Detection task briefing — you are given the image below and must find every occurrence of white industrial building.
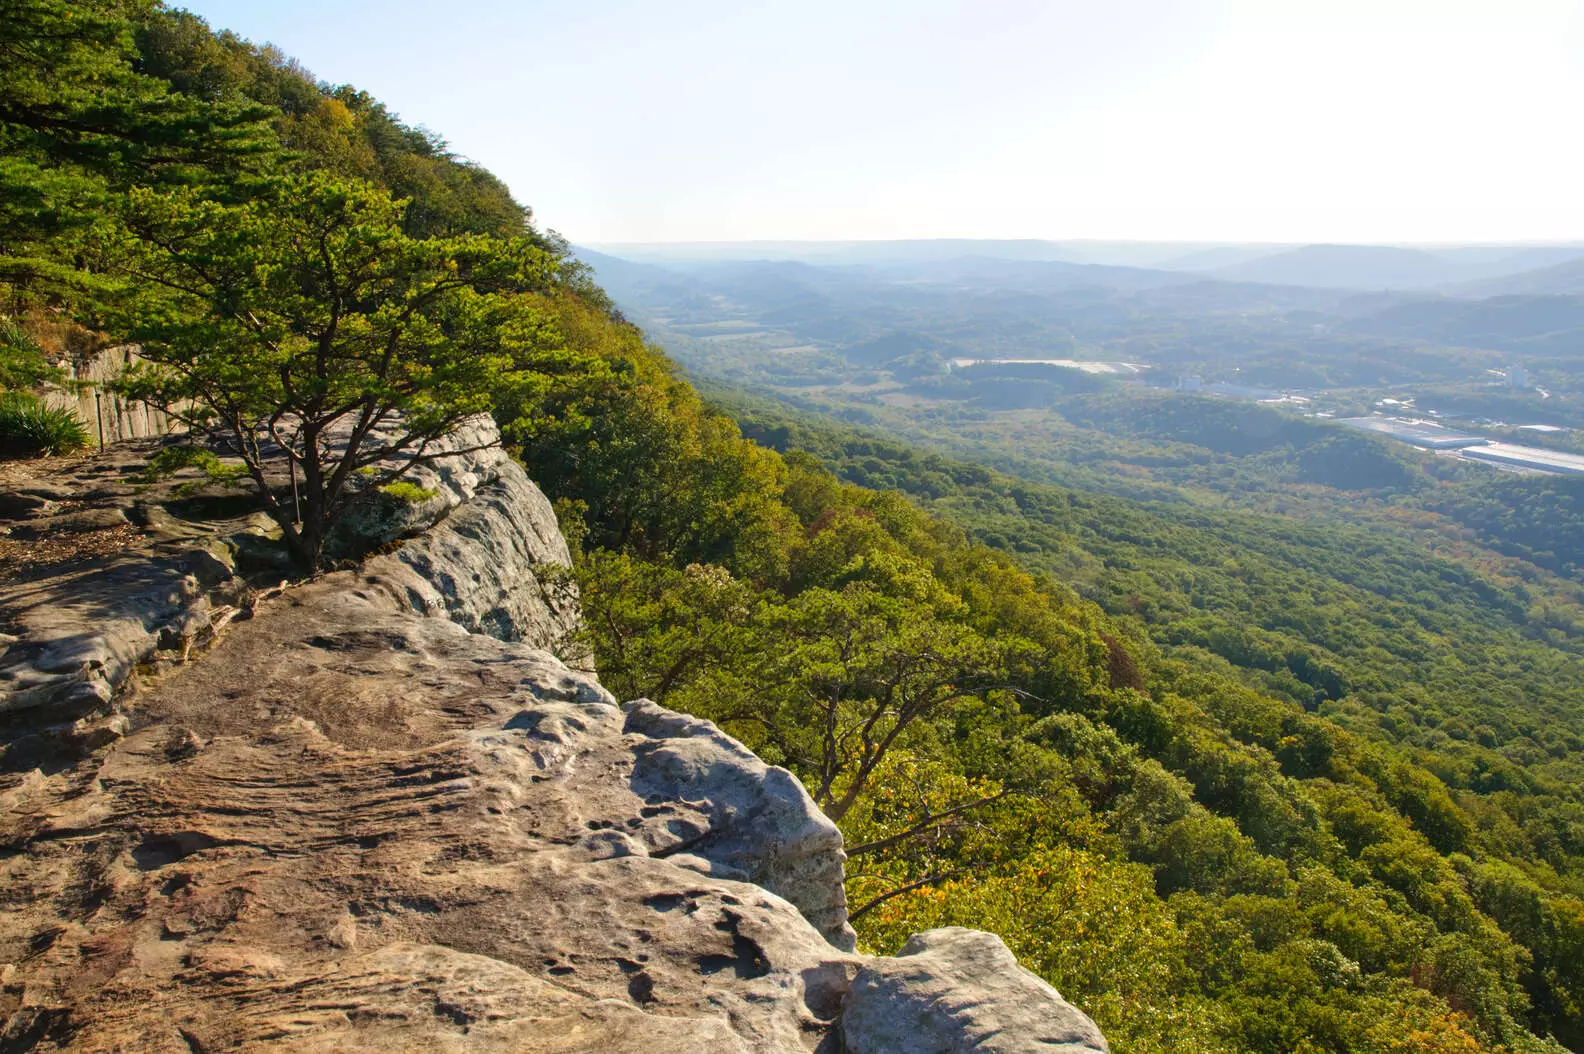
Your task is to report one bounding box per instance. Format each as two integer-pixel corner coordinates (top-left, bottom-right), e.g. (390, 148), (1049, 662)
(1338, 417), (1486, 449)
(1460, 442), (1584, 475)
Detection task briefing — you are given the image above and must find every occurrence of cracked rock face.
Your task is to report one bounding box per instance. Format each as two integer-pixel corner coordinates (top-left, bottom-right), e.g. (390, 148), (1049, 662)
(0, 431), (1109, 1052)
(361, 457), (581, 650)
(0, 580), (860, 1051)
(331, 414), (583, 650)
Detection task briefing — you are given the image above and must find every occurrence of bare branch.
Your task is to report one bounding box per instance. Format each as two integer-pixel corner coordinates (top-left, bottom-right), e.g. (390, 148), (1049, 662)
(844, 789), (1013, 857)
(847, 871), (963, 924)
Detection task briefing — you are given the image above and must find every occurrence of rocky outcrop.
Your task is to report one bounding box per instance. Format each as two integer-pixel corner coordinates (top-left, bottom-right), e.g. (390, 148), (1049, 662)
(0, 543), (236, 723)
(2, 578), (862, 1051)
(328, 414), (514, 549)
(0, 430), (1108, 1052)
(362, 460), (579, 648)
(843, 929), (1110, 1053)
(0, 418), (578, 736)
(624, 701), (855, 950)
(333, 414), (581, 648)
(0, 446), (258, 740)
(41, 343), (177, 445)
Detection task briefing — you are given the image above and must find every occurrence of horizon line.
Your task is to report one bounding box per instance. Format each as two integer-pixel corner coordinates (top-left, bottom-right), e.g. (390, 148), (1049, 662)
(580, 237), (1584, 249)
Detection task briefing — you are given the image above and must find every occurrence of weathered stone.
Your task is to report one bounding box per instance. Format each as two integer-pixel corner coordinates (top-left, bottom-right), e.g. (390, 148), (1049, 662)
(625, 700), (857, 951)
(363, 457), (579, 650)
(0, 581), (860, 1051)
(65, 711), (130, 752)
(0, 417), (574, 717)
(0, 491), (53, 519)
(14, 481), (76, 501)
(0, 547), (237, 718)
(299, 414), (584, 650)
(843, 928), (1110, 1054)
(327, 414), (512, 555)
(14, 506), (128, 535)
(0, 426), (1110, 1054)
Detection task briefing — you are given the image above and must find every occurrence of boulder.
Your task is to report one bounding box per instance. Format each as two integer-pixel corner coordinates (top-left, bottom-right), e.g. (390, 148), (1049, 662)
(625, 700), (856, 950)
(327, 414), (512, 556)
(842, 928), (1110, 1054)
(362, 456), (579, 650)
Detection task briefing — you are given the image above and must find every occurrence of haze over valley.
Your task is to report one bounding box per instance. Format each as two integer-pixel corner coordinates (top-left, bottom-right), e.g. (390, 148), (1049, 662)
(578, 236), (1584, 488)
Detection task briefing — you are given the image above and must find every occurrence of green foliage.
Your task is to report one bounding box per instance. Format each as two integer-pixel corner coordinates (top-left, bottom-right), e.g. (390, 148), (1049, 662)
(553, 371), (1584, 1050)
(107, 171), (564, 568)
(502, 291), (797, 581)
(0, 317), (62, 390)
(137, 443), (246, 486)
(716, 397), (1584, 1050)
(0, 0), (274, 289)
(581, 548), (1033, 821)
(132, 8), (534, 241)
(1429, 476), (1584, 580)
(0, 390), (89, 457)
(866, 844), (1224, 1053)
(1294, 431), (1422, 491)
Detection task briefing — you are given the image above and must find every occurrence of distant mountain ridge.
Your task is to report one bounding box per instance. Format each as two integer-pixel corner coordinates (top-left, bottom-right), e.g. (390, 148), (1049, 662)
(1206, 243), (1584, 290)
(1210, 245), (1467, 289)
(586, 238), (1239, 268)
(1449, 256), (1584, 297)
(576, 242), (1584, 375)
(586, 239), (1584, 294)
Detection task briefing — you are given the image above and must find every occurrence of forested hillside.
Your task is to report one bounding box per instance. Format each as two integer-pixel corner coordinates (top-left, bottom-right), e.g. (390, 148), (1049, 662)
(3, 4), (1582, 1052)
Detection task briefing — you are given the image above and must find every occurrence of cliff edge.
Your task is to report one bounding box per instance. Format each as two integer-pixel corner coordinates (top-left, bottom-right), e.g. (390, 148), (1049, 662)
(0, 424), (1108, 1052)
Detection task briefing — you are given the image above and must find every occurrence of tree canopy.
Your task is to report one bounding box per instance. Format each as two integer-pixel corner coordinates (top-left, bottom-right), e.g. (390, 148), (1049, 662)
(107, 172), (565, 566)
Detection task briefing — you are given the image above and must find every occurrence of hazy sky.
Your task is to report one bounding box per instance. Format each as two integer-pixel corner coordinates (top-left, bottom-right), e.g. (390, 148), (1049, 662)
(175, 0), (1584, 245)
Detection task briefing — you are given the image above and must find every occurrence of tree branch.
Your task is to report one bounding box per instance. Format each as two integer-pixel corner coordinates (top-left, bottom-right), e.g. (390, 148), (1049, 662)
(844, 789), (1013, 857)
(847, 871), (963, 924)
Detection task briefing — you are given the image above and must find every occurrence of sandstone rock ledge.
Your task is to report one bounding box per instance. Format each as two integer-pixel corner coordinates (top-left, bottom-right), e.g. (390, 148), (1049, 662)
(0, 438), (1108, 1053)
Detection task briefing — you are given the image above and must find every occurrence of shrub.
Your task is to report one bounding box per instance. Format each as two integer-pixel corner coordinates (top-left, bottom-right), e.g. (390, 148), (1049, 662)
(0, 392), (90, 458)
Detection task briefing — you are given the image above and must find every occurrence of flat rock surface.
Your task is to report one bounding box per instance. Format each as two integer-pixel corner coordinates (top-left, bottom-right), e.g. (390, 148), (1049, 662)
(0, 578), (860, 1051)
(0, 443), (258, 732)
(0, 417), (575, 741)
